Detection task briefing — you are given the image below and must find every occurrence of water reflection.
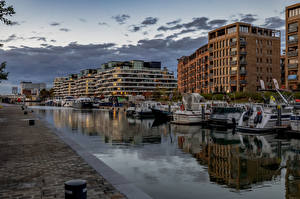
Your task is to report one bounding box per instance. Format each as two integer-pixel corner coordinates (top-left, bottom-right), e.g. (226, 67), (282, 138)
(33, 106), (300, 199)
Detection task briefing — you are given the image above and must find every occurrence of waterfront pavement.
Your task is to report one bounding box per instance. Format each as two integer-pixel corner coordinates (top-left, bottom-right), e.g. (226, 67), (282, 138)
(0, 104), (127, 199)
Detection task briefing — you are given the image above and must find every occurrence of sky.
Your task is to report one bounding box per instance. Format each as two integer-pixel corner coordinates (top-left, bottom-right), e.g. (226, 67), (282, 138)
(0, 0), (298, 94)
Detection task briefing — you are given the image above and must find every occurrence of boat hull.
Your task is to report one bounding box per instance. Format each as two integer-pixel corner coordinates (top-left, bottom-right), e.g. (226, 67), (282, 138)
(72, 102), (93, 109)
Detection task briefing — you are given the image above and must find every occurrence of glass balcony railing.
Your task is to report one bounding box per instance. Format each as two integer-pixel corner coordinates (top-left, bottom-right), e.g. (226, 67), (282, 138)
(240, 51), (247, 55)
(230, 61), (237, 65)
(230, 41), (237, 47)
(287, 51), (298, 57)
(230, 51), (237, 56)
(288, 27), (298, 33)
(288, 39), (298, 45)
(288, 63), (298, 69)
(240, 60), (247, 65)
(230, 70), (237, 75)
(240, 41), (247, 46)
(240, 70), (247, 75)
(240, 80), (247, 84)
(230, 80), (237, 85)
(288, 74), (298, 80)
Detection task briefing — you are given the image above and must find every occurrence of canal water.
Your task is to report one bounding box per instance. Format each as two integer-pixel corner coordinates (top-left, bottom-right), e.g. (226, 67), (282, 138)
(32, 106), (300, 199)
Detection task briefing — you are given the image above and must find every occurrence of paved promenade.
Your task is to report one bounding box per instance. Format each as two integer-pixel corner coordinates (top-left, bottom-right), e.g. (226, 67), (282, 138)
(0, 104), (126, 199)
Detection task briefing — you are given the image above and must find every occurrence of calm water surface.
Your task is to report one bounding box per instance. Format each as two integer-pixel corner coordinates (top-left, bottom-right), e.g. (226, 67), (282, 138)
(32, 106), (300, 199)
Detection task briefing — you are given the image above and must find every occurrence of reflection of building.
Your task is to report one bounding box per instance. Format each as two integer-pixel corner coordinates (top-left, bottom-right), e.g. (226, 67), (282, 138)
(177, 131), (281, 190)
(281, 55), (286, 88)
(285, 3), (300, 90)
(20, 81), (46, 97)
(178, 22), (281, 93)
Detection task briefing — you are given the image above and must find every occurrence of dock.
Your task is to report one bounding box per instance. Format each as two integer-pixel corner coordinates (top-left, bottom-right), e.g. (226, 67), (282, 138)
(0, 104), (127, 199)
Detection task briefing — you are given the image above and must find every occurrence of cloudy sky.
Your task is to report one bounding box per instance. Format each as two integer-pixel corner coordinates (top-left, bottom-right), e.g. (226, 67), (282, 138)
(0, 0), (298, 93)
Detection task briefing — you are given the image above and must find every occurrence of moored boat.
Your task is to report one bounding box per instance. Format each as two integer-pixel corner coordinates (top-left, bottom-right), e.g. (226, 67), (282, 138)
(72, 97), (93, 109)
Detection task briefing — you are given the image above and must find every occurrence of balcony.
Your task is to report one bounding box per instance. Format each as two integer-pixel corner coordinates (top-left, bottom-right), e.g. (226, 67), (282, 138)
(230, 80), (237, 85)
(240, 80), (247, 84)
(209, 82), (213, 86)
(288, 27), (298, 34)
(208, 47), (213, 52)
(230, 61), (237, 65)
(230, 70), (237, 75)
(209, 73), (214, 78)
(288, 63), (298, 69)
(240, 60), (247, 65)
(287, 51), (298, 57)
(230, 41), (237, 47)
(288, 39), (298, 45)
(240, 51), (247, 55)
(240, 70), (247, 75)
(230, 51), (237, 56)
(288, 75), (298, 81)
(240, 41), (247, 46)
(208, 65), (213, 70)
(209, 56), (213, 61)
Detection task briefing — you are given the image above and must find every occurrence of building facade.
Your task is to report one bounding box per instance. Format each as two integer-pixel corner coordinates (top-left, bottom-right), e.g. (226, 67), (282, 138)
(20, 81), (46, 97)
(178, 22), (281, 93)
(178, 45), (210, 93)
(286, 3), (300, 90)
(53, 60), (177, 98)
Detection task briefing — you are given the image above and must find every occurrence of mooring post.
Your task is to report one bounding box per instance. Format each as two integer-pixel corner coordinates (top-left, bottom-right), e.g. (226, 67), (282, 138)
(65, 179), (87, 199)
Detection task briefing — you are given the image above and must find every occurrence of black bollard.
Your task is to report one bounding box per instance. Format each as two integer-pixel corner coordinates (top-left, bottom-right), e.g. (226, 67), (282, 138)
(24, 111), (28, 115)
(29, 120), (35, 126)
(65, 179), (87, 199)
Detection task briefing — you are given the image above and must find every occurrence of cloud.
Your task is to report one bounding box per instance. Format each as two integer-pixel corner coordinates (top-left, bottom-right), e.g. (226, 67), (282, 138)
(263, 16), (285, 29)
(112, 14), (130, 25)
(59, 28), (71, 32)
(50, 39), (56, 42)
(98, 22), (108, 26)
(154, 34), (164, 38)
(79, 18), (87, 22)
(141, 17), (158, 25)
(129, 16), (159, 32)
(50, 22), (60, 26)
(0, 34), (24, 43)
(28, 36), (47, 42)
(158, 17), (225, 32)
(0, 36), (207, 93)
(239, 14), (258, 23)
(166, 19), (181, 25)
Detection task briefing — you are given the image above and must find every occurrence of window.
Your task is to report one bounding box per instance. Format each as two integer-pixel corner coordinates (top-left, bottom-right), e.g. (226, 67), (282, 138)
(239, 26), (249, 33)
(228, 26), (237, 34)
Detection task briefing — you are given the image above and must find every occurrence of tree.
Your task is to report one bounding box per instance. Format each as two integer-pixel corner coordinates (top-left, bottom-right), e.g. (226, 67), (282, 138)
(0, 1), (15, 82)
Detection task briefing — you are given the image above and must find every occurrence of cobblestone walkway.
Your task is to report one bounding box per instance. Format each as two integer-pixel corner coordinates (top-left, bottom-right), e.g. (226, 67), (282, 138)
(0, 104), (126, 199)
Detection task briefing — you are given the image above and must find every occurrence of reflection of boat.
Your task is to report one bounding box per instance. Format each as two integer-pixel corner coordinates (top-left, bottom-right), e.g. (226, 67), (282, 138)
(126, 106), (136, 117)
(72, 97), (93, 109)
(291, 102), (300, 132)
(151, 108), (172, 122)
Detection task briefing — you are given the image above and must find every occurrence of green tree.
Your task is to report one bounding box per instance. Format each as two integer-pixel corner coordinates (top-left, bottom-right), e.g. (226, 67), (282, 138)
(39, 89), (53, 100)
(0, 1), (15, 82)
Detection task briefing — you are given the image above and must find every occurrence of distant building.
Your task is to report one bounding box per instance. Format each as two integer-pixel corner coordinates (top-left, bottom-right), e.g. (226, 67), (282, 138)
(53, 60), (177, 98)
(20, 81), (46, 97)
(12, 87), (18, 95)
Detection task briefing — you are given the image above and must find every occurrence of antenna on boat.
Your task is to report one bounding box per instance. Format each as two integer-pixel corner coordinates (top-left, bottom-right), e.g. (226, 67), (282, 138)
(272, 78), (289, 105)
(260, 80), (265, 90)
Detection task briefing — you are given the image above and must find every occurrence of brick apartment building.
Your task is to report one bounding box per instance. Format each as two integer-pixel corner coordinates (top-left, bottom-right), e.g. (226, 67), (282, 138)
(178, 22), (281, 93)
(286, 3), (300, 90)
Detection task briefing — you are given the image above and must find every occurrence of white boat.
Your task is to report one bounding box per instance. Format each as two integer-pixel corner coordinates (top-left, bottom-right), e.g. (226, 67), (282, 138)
(209, 105), (244, 127)
(62, 96), (75, 107)
(72, 97), (93, 109)
(134, 101), (162, 119)
(237, 104), (292, 133)
(291, 102), (300, 132)
(237, 79), (293, 133)
(172, 93), (210, 125)
(126, 106), (136, 117)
